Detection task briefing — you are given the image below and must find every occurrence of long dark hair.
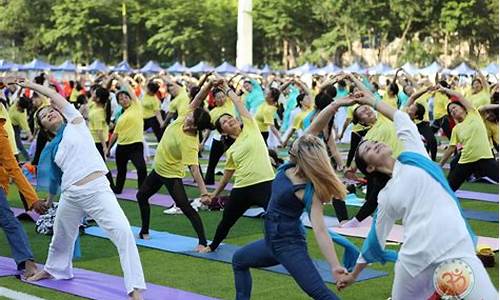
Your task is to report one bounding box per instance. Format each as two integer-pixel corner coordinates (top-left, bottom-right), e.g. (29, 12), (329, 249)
(95, 87), (111, 124)
(354, 139), (391, 184)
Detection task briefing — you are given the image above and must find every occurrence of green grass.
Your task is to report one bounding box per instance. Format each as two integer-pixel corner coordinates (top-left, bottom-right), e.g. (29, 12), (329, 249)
(1, 144), (498, 299)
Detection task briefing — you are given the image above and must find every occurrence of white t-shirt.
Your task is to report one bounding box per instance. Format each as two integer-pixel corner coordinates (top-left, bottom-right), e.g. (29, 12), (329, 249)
(55, 103), (109, 192)
(358, 111), (474, 277)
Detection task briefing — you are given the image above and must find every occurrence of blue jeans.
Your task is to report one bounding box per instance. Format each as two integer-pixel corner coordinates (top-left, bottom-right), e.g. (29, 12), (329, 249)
(232, 213), (339, 300)
(0, 188), (34, 269)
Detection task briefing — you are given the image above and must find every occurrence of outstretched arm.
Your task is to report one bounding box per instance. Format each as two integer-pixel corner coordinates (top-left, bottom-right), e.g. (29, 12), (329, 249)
(437, 86), (473, 111)
(306, 96), (355, 136)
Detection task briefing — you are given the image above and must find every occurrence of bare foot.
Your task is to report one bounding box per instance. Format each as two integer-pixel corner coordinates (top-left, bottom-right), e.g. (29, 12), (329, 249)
(138, 233), (150, 240)
(129, 289), (143, 300)
(198, 246), (212, 253)
(23, 260), (38, 278)
(26, 270), (52, 281)
(195, 244), (207, 252)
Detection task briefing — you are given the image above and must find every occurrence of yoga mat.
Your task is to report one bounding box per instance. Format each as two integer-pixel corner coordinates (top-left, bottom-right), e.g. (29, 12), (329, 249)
(85, 226), (387, 284)
(11, 207), (40, 222)
(0, 256), (20, 277)
(456, 190), (498, 203)
(345, 194), (365, 207)
(18, 262), (218, 300)
(300, 213), (340, 228)
(331, 218), (499, 251)
(116, 188), (174, 208)
(182, 178), (233, 191)
(462, 209), (498, 223)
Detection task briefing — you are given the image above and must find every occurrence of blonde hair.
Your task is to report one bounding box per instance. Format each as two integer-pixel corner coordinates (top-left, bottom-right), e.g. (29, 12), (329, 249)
(290, 134), (347, 202)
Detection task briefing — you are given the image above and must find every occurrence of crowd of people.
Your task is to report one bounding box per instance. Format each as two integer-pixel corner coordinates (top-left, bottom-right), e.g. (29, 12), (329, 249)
(0, 66), (498, 299)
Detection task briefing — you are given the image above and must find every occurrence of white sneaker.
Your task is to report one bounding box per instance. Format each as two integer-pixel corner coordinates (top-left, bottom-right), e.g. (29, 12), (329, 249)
(163, 206), (183, 215)
(191, 198), (207, 211)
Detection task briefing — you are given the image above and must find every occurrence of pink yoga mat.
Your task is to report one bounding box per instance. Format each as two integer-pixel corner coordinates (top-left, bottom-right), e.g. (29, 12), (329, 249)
(116, 188), (174, 208)
(331, 217), (499, 251)
(10, 207), (40, 222)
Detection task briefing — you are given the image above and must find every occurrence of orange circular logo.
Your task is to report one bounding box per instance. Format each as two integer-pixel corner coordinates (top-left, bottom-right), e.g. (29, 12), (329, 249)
(433, 259), (474, 298)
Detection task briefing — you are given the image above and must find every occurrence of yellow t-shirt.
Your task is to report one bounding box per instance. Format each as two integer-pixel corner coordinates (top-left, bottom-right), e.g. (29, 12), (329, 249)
(255, 102), (277, 132)
(142, 94), (160, 119)
(114, 101), (144, 145)
(364, 116), (403, 158)
(433, 92), (450, 120)
(383, 94), (398, 109)
(347, 105), (371, 132)
(225, 116), (275, 188)
(69, 88), (79, 103)
(209, 100), (235, 126)
(412, 93), (431, 123)
(467, 89), (490, 110)
(8, 105), (29, 132)
(154, 115), (199, 178)
(168, 90), (190, 118)
(88, 104), (109, 143)
(0, 103), (18, 154)
(484, 120), (498, 146)
(450, 110), (493, 164)
(292, 108), (313, 130)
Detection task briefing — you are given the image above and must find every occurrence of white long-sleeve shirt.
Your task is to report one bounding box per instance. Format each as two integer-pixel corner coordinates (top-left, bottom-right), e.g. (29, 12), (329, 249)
(358, 111), (474, 277)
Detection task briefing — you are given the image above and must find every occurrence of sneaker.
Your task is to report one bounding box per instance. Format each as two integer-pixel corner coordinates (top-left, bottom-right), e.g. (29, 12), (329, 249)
(163, 206), (183, 215)
(341, 218), (360, 228)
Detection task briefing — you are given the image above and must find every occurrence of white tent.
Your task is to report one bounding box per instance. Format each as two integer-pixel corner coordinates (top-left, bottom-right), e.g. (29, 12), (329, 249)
(418, 61), (442, 76)
(450, 62), (475, 76)
(287, 63), (318, 76)
(343, 62), (364, 73)
(315, 63), (341, 75)
(481, 63), (499, 76)
(401, 62), (419, 76)
(367, 63), (393, 75)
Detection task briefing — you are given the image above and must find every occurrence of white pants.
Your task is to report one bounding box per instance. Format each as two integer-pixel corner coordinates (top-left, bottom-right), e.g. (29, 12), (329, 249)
(392, 256), (498, 300)
(44, 176), (146, 294)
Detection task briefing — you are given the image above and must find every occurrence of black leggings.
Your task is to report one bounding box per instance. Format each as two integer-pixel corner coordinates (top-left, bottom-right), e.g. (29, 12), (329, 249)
(143, 116), (163, 142)
(332, 200), (348, 222)
(113, 142), (147, 194)
(209, 180), (272, 251)
(136, 170), (207, 245)
(32, 130), (48, 166)
(355, 175), (390, 222)
(95, 143), (115, 188)
(448, 158), (499, 191)
(205, 139), (225, 184)
(417, 121), (438, 161)
(431, 116), (452, 140)
(346, 129), (368, 168)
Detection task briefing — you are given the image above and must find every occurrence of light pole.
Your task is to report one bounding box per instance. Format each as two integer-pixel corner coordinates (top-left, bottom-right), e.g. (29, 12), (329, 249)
(236, 0), (252, 69)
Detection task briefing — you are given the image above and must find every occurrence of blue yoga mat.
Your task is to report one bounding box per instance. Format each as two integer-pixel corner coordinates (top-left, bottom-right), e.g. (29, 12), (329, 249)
(85, 226), (387, 284)
(463, 209), (499, 223)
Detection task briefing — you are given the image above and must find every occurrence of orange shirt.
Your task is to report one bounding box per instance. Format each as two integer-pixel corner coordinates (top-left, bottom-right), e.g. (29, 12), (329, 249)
(0, 119), (38, 208)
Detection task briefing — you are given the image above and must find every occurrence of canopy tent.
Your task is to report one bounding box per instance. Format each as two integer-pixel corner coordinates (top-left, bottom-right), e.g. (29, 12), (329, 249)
(401, 62), (419, 76)
(112, 60), (133, 73)
(418, 61), (442, 76)
(85, 59), (109, 73)
(343, 62), (365, 73)
(287, 63), (318, 76)
(51, 60), (77, 72)
(189, 61), (214, 73)
(481, 63), (499, 76)
(18, 59), (53, 71)
(0, 60), (17, 71)
(259, 64), (273, 75)
(315, 63), (341, 75)
(167, 62), (189, 73)
(450, 62), (475, 76)
(366, 63), (393, 75)
(140, 61), (163, 73)
(214, 62), (239, 74)
(239, 64), (260, 74)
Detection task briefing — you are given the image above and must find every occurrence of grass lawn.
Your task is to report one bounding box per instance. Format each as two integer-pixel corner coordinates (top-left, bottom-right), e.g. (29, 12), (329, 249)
(1, 143), (498, 299)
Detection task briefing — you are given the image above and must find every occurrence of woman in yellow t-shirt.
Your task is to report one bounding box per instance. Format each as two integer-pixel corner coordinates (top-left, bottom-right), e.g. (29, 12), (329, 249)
(282, 93), (313, 147)
(107, 76), (147, 194)
(201, 76), (275, 252)
(8, 96), (33, 161)
(438, 87), (498, 191)
(136, 77), (213, 250)
(142, 81), (164, 141)
(204, 87), (235, 185)
(467, 69), (490, 109)
(88, 86), (114, 186)
(254, 88), (281, 145)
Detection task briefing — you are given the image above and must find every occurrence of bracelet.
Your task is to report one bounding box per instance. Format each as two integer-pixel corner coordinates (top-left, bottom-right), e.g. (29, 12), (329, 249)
(372, 98), (381, 110)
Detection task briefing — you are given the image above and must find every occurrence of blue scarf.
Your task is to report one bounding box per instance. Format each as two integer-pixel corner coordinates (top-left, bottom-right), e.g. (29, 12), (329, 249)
(278, 163), (360, 271)
(37, 124), (66, 195)
(244, 80), (265, 112)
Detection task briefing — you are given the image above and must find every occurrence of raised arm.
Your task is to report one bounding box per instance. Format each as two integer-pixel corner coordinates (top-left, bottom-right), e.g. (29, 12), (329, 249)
(114, 75), (138, 101)
(190, 75), (214, 110)
(437, 86), (474, 111)
(354, 91), (397, 121)
(306, 96), (355, 136)
(19, 81), (68, 111)
(216, 76), (252, 119)
(479, 104), (500, 112)
(406, 86), (432, 108)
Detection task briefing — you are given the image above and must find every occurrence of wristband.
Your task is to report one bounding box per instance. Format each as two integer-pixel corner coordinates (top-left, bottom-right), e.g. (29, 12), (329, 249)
(372, 97), (381, 110)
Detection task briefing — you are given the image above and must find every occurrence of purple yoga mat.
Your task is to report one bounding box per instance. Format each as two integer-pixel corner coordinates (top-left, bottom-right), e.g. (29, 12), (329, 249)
(0, 256), (20, 277)
(116, 188), (175, 208)
(456, 190), (498, 203)
(11, 207), (40, 222)
(11, 260), (217, 300)
(111, 169), (139, 180)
